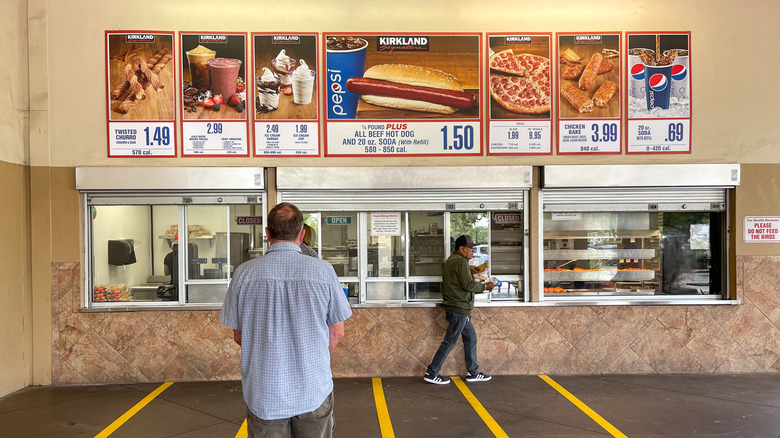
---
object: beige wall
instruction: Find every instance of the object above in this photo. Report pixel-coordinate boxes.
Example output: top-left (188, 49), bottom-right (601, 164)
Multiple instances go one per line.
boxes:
top-left (5, 0), bottom-right (780, 392)
top-left (0, 0), bottom-right (31, 397)
top-left (0, 0), bottom-right (28, 165)
top-left (27, 0), bottom-right (780, 167)
top-left (0, 162), bottom-right (32, 396)
top-left (736, 164), bottom-right (780, 256)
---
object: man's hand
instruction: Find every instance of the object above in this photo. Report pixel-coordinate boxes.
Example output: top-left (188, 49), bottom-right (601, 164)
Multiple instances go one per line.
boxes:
top-left (233, 329), bottom-right (242, 346)
top-left (328, 322), bottom-right (345, 352)
top-left (485, 282), bottom-right (496, 292)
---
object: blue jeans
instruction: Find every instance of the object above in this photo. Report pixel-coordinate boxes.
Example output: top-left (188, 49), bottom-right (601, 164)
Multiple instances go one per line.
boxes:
top-left (427, 310), bottom-right (479, 375)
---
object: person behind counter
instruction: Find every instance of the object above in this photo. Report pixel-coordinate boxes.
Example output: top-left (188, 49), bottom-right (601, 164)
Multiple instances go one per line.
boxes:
top-left (424, 234), bottom-right (495, 385)
top-left (158, 234), bottom-right (179, 300)
top-left (220, 202), bottom-right (352, 437)
top-left (300, 223), bottom-right (318, 257)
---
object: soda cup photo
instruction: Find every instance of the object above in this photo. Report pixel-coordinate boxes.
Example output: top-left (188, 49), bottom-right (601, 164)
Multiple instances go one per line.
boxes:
top-left (664, 49), bottom-right (689, 100)
top-left (326, 37), bottom-right (368, 119)
top-left (644, 64), bottom-right (673, 110)
top-left (628, 48), bottom-right (653, 100)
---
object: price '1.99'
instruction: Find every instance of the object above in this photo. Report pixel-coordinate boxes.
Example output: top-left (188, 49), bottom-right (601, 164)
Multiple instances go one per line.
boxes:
top-left (441, 125), bottom-right (474, 151)
top-left (144, 126), bottom-right (170, 146)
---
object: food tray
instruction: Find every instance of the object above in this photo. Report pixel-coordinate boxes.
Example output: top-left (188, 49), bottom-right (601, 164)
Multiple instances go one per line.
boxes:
top-left (544, 270), bottom-right (655, 282)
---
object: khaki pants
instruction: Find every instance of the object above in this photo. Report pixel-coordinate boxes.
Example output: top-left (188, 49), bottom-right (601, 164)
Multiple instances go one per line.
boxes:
top-left (246, 392), bottom-right (334, 438)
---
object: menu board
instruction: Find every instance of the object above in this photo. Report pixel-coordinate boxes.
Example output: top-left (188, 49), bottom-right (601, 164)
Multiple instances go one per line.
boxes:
top-left (180, 32), bottom-right (249, 156)
top-left (625, 32), bottom-right (691, 154)
top-left (557, 32), bottom-right (622, 155)
top-left (323, 33), bottom-right (482, 157)
top-left (487, 34), bottom-right (553, 155)
top-left (252, 33), bottom-right (319, 156)
top-left (105, 31), bottom-right (176, 157)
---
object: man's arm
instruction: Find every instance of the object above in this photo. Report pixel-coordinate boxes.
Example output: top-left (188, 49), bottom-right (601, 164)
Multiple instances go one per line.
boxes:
top-left (328, 321), bottom-right (345, 352)
top-left (233, 329), bottom-right (242, 346)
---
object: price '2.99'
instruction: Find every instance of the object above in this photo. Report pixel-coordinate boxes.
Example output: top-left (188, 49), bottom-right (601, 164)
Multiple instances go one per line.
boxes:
top-left (144, 126), bottom-right (170, 146)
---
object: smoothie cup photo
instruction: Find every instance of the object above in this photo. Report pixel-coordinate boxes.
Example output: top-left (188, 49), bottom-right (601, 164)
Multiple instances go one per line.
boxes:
top-left (208, 58), bottom-right (242, 101)
top-left (325, 37), bottom-right (367, 119)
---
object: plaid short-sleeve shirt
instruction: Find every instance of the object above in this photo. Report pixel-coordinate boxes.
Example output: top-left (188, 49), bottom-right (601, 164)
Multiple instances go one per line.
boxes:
top-left (220, 242), bottom-right (352, 420)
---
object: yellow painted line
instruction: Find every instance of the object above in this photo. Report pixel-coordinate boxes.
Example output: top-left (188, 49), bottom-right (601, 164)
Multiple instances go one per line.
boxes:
top-left (94, 381), bottom-right (174, 438)
top-left (452, 376), bottom-right (509, 438)
top-left (372, 378), bottom-right (396, 438)
top-left (539, 375), bottom-right (627, 438)
top-left (235, 419), bottom-right (248, 438)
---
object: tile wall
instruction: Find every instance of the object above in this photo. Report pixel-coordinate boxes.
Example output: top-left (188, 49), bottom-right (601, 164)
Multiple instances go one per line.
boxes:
top-left (52, 256), bottom-right (780, 384)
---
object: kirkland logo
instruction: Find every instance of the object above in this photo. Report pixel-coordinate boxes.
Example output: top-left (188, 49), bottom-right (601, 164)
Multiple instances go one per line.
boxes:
top-left (273, 35), bottom-right (300, 44)
top-left (126, 34), bottom-right (155, 43)
top-left (199, 35), bottom-right (228, 43)
top-left (377, 36), bottom-right (429, 52)
top-left (575, 35), bottom-right (602, 43)
top-left (505, 36), bottom-right (532, 44)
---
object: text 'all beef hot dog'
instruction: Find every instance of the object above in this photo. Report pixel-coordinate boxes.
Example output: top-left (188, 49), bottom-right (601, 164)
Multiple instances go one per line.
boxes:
top-left (346, 64), bottom-right (476, 114)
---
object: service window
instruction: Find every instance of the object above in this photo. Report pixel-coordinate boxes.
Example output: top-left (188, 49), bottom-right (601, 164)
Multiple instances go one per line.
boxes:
top-left (301, 209), bottom-right (528, 305)
top-left (542, 210), bottom-right (726, 299)
top-left (85, 196), bottom-right (265, 308)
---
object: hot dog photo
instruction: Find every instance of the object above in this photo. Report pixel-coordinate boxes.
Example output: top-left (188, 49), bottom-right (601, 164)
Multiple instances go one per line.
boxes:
top-left (325, 34), bottom-right (480, 119)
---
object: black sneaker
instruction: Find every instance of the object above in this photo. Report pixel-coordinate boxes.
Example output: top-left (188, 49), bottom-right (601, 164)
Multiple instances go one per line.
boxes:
top-left (465, 371), bottom-right (492, 382)
top-left (423, 372), bottom-right (451, 385)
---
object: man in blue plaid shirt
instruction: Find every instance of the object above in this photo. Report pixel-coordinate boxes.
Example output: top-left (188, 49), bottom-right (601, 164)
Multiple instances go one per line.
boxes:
top-left (221, 202), bottom-right (352, 438)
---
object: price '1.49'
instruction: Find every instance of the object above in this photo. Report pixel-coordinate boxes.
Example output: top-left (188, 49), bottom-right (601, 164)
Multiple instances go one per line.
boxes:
top-left (144, 126), bottom-right (170, 146)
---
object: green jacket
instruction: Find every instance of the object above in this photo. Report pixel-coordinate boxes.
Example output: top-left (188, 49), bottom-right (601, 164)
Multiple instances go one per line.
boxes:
top-left (442, 251), bottom-right (485, 315)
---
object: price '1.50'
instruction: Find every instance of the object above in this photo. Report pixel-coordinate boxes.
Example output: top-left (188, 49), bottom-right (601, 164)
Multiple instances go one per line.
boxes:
top-left (144, 126), bottom-right (170, 146)
top-left (441, 125), bottom-right (474, 151)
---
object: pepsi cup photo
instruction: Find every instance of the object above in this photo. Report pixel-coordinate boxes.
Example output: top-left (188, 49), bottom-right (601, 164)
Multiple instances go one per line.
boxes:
top-left (626, 33), bottom-right (690, 118)
top-left (628, 48), bottom-right (653, 99)
top-left (664, 49), bottom-right (689, 100)
top-left (644, 64), bottom-right (673, 110)
top-left (325, 36), bottom-right (368, 119)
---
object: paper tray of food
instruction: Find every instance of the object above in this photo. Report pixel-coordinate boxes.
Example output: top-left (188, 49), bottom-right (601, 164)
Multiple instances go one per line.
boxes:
top-left (557, 288), bottom-right (656, 296)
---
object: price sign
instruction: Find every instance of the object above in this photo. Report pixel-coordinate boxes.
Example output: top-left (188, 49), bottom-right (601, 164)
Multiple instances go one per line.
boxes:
top-left (558, 121), bottom-right (621, 154)
top-left (182, 122), bottom-right (248, 155)
top-left (626, 32), bottom-right (691, 154)
top-left (627, 120), bottom-right (690, 152)
top-left (252, 33), bottom-right (320, 156)
top-left (487, 33), bottom-right (552, 155)
top-left (324, 33), bottom-right (482, 157)
top-left (255, 122), bottom-right (319, 155)
top-left (105, 31), bottom-right (176, 157)
top-left (556, 32), bottom-right (622, 155)
top-left (108, 122), bottom-right (175, 156)
top-left (490, 121), bottom-right (551, 154)
top-left (326, 121), bottom-right (480, 156)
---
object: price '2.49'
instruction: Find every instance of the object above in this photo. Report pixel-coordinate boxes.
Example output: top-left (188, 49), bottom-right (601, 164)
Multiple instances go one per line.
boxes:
top-left (144, 126), bottom-right (170, 146)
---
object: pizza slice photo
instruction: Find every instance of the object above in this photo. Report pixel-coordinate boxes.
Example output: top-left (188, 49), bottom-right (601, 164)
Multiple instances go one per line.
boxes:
top-left (488, 48), bottom-right (551, 116)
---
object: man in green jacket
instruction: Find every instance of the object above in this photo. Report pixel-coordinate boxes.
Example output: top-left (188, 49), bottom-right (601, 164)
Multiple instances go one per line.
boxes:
top-left (424, 235), bottom-right (495, 385)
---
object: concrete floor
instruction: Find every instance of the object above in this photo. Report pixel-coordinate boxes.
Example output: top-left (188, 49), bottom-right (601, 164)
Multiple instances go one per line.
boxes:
top-left (2, 374), bottom-right (780, 437)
